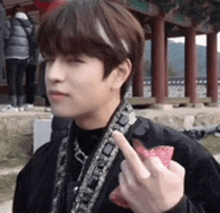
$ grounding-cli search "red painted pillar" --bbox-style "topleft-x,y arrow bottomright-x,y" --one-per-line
132,60 -> 144,96
132,44 -> 144,97
152,16 -> 166,103
165,36 -> 169,97
207,33 -> 219,104
185,28 -> 198,104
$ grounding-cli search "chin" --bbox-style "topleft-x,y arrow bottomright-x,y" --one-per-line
51,107 -> 75,119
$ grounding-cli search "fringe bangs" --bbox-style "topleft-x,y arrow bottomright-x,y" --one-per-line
38,2 -> 101,57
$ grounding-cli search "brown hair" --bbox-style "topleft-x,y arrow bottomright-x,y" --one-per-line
37,0 -> 145,97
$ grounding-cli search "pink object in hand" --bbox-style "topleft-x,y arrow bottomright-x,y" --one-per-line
109,140 -> 174,209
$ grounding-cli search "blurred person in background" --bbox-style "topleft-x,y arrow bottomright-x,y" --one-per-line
0,0 -> 5,80
2,4 -> 33,112
23,12 -> 39,111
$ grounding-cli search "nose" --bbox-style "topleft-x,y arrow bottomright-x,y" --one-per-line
45,58 -> 65,83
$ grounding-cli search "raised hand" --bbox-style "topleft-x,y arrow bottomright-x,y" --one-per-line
110,131 -> 185,213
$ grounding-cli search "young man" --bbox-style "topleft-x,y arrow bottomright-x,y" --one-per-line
13,0 -> 220,213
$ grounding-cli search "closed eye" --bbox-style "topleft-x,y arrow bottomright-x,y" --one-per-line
66,58 -> 85,63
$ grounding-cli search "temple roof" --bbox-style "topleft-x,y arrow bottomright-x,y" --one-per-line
3,0 -> 220,35
125,0 -> 220,36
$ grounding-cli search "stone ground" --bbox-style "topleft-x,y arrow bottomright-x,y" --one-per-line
1,95 -> 220,212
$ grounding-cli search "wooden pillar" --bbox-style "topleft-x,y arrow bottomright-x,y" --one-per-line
207,33 -> 219,104
165,36 -> 169,97
132,62 -> 144,96
185,28 -> 198,104
132,45 -> 144,97
152,16 -> 166,103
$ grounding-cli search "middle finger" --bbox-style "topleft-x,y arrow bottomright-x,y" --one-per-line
121,160 -> 136,185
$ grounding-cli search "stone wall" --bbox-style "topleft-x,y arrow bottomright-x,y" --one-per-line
135,109 -> 220,130
1,108 -> 220,161
0,112 -> 52,163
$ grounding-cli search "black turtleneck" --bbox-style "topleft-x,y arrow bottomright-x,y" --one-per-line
76,125 -> 106,155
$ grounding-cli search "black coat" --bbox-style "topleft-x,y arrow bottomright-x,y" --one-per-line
13,117 -> 220,213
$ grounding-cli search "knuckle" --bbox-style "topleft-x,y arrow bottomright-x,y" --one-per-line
155,164 -> 165,173
180,165 -> 186,177
119,184 -> 128,198
127,181 -> 136,190
135,177 -> 144,186
149,156 -> 162,165
148,156 -> 165,173
119,183 -> 131,201
125,175 -> 142,189
174,161 -> 186,177
135,173 -> 148,185
152,170 -> 164,182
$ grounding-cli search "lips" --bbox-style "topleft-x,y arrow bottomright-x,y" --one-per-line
48,90 -> 69,102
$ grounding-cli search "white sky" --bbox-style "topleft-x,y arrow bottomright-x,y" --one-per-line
169,32 -> 220,52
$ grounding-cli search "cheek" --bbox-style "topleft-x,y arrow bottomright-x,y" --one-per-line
70,74 -> 103,92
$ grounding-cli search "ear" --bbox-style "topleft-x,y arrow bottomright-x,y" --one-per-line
111,58 -> 132,90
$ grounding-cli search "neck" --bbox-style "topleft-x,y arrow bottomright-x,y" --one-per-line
75,96 -> 121,130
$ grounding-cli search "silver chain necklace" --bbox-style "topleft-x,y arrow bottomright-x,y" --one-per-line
73,138 -> 88,165
73,137 -> 88,181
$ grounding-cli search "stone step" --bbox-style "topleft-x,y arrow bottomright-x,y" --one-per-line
214,154 -> 220,163
0,166 -> 23,177
0,107 -> 53,161
0,200 -> 12,213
